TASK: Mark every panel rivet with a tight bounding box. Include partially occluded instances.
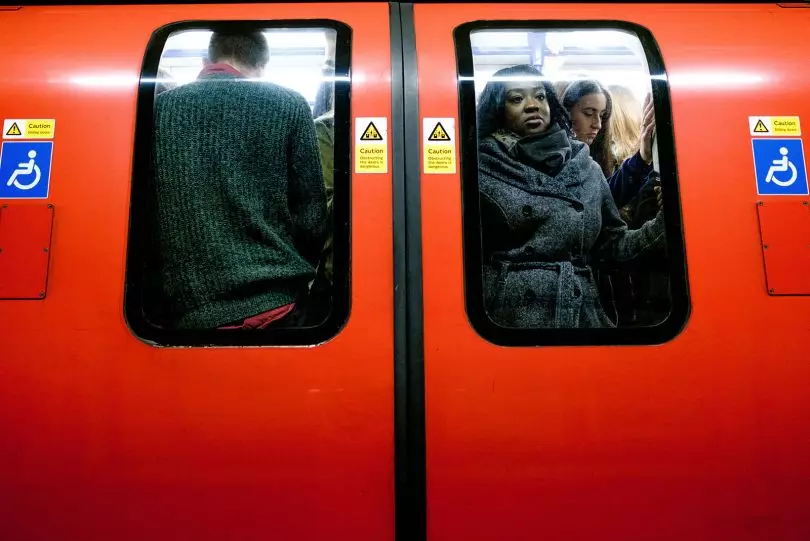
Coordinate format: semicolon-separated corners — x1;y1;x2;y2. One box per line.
38;291;45;298
43;248;48;253
769;289;775;294
763;244;769;250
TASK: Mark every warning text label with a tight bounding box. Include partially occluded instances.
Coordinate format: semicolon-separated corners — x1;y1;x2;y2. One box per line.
355;117;387;174
423;118;456;174
3;119;56;139
749;116;801;137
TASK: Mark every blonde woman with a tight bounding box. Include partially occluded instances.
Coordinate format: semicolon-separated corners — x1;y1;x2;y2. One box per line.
608;85;642;164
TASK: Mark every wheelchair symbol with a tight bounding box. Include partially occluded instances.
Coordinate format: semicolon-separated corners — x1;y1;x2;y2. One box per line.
765;147;798;187
5;150;42;190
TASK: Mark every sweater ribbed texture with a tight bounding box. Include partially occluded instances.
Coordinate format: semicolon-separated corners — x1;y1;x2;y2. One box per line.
148;74;326;329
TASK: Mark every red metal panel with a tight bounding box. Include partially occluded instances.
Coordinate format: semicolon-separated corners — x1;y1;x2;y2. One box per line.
0;203;54;299
0;5;394;541
415;4;810;541
758;199;810;295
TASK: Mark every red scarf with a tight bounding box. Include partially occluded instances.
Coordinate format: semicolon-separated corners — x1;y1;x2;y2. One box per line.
197;62;245;79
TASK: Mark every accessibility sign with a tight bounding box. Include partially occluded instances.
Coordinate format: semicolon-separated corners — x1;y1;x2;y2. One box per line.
748;116;801;137
423;117;456;174
355;117;387;174
3;118;56;139
0;141;53;199
751;138;808;195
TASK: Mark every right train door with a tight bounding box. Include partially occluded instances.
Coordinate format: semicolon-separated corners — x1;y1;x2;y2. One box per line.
414;3;810;540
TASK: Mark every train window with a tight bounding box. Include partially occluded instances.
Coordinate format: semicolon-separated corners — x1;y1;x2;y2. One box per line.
456;22;690;346
125;20;351;346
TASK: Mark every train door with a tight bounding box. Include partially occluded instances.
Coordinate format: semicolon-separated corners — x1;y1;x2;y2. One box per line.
0;4;395;540
412;3;810;540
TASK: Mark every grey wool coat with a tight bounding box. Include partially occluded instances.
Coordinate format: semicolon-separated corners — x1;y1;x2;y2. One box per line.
478;131;666;329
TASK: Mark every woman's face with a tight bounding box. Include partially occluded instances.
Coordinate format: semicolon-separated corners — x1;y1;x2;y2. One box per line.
502;82;551;137
570;91;607;144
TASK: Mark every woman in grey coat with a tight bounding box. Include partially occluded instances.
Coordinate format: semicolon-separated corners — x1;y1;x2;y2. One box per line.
477;65;666;329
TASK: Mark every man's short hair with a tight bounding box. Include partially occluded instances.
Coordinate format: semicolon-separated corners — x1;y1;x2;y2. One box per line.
208;30;270;69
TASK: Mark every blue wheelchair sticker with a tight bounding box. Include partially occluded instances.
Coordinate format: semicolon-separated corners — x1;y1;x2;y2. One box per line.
751;138;808;195
0;141;53;199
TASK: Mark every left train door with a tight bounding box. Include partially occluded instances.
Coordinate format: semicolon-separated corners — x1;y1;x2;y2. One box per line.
0;4;394;541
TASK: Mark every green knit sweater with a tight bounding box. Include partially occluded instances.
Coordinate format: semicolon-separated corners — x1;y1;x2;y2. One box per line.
148;74;326;329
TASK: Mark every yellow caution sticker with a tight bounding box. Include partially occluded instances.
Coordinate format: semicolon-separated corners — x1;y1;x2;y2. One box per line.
359;121;383;141
5;122;22;136
749;116;801;137
355;117;387;174
423;118;456;174
3;119;56;139
427;122;451;141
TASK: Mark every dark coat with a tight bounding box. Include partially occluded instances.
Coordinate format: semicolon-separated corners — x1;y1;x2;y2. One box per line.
606;150;653;208
599;172;672;327
478;132;666;328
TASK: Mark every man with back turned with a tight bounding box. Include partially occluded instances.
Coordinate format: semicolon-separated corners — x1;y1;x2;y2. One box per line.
147;29;326;330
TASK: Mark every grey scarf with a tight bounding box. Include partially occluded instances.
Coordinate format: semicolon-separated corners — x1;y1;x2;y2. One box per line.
492;123;572;177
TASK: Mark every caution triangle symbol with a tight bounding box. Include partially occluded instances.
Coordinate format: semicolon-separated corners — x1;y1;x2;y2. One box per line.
753;119;769;133
360;121;383;141
428;122;450;141
5;122;22;136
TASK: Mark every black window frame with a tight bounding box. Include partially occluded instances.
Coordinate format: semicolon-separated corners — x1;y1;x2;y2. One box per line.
124;19;352;347
455;20;691;347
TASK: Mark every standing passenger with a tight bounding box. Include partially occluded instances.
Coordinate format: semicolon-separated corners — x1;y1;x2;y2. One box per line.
308;109;336;324
596;84;649;323
304;33;338;323
612;171;670;327
562;80;656;209
312;61;335;119
476;65;665;329
562;79;617;176
607;85;642;170
312;32;336;119
147;30;326;330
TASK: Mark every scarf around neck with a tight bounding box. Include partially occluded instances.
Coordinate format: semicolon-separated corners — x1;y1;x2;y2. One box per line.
197;62;246;80
492;122;572;177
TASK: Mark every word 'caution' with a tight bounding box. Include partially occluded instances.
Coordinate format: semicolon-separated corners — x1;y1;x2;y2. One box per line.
355;117;387;174
423;118;456;174
749;116;801;137
3;119;56;139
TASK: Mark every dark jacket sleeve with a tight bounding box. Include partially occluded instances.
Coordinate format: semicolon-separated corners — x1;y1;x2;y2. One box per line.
287;97;327;268
479;191;513;262
592;177;666;264
314;116;335;282
315;118;334;223
605;151;653;208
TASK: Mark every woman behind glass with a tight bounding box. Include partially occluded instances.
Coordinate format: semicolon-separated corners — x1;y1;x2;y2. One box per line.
476;64;665;329
562;79;657;209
